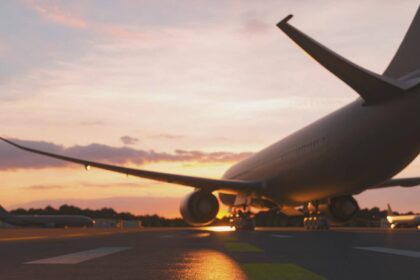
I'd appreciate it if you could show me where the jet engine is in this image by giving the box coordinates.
[319,195,359,223]
[180,190,219,226]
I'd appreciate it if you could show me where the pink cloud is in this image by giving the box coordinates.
[25,0,87,29]
[0,138,253,170]
[98,25,157,42]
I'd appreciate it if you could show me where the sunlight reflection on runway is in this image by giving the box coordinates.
[174,250,246,280]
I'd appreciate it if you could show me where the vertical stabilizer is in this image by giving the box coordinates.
[387,204,394,216]
[384,6,420,79]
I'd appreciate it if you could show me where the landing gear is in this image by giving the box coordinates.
[229,209,255,231]
[303,216,329,230]
[304,201,330,230]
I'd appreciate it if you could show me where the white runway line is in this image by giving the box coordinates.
[355,247,420,258]
[26,247,130,264]
[272,234,293,238]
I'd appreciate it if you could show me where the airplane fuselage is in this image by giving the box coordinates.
[387,214,420,227]
[222,89,420,206]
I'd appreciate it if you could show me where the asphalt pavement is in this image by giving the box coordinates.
[0,227,419,280]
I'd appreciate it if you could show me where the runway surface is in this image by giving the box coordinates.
[0,227,419,280]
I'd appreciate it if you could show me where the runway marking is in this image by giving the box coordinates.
[60,233,89,238]
[242,263,326,280]
[224,242,262,252]
[26,247,130,264]
[272,234,293,238]
[0,236,46,242]
[355,247,420,258]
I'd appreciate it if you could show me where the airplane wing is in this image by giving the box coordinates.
[374,177,420,188]
[276,15,414,105]
[0,137,262,193]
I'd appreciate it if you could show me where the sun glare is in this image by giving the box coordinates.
[202,226,236,232]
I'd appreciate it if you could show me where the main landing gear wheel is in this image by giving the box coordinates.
[303,216,329,230]
[229,210,256,231]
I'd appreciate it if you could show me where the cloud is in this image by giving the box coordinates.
[120,135,139,145]
[0,138,253,170]
[23,184,63,190]
[148,133,184,140]
[25,0,87,29]
[23,182,149,190]
[240,14,270,35]
[79,120,107,126]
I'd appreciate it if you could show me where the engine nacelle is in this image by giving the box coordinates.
[319,195,359,223]
[180,190,219,226]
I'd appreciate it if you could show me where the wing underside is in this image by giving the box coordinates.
[373,177,420,189]
[0,138,261,194]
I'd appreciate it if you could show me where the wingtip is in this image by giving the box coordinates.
[277,14,293,28]
[0,137,18,147]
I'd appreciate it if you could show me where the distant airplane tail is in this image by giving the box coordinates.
[387,204,394,216]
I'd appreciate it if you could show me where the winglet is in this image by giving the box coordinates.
[277,14,293,27]
[277,15,407,105]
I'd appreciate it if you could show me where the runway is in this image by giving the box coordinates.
[0,227,419,280]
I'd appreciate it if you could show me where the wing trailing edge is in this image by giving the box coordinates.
[277,15,411,105]
[0,137,262,194]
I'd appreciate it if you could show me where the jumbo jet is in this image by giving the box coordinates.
[386,204,420,229]
[2,7,420,230]
[0,205,94,228]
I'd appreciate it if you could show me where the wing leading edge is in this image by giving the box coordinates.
[374,177,420,188]
[0,138,262,193]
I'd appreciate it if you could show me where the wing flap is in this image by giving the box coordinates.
[277,15,407,105]
[0,137,262,193]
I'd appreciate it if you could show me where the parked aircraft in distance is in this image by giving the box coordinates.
[0,205,94,228]
[2,6,420,230]
[386,204,420,229]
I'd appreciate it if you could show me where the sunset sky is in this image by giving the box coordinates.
[1,0,419,217]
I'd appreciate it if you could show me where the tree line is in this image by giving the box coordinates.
[10,205,416,227]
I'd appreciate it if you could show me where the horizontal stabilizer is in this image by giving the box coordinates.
[277,15,408,105]
[384,6,420,79]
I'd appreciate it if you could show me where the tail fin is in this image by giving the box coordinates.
[387,204,393,216]
[277,15,410,105]
[384,6,420,80]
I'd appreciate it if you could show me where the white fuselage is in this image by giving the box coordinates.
[222,90,420,206]
[387,215,420,227]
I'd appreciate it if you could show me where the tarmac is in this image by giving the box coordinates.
[0,227,419,280]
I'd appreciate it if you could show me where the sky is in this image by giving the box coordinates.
[0,0,419,217]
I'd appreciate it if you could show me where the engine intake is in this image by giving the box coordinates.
[319,195,359,223]
[180,190,219,226]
